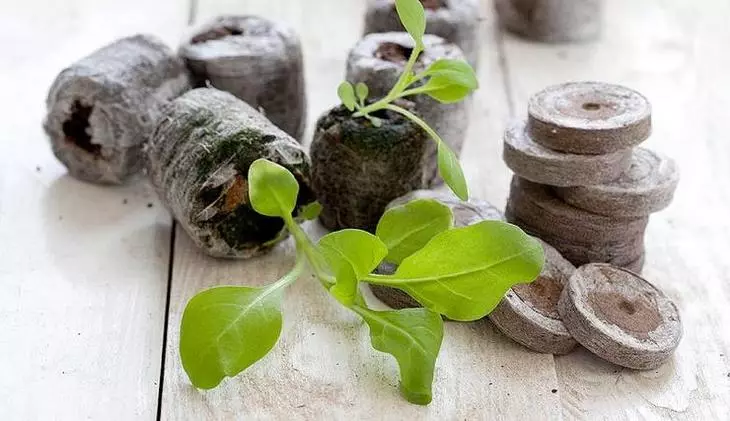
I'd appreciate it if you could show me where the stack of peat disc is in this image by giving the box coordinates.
[503,82,679,273]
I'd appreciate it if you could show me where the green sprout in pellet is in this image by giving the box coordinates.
[179,159,544,405]
[337,0,478,200]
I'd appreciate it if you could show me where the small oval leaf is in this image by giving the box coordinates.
[248,159,300,218]
[438,142,469,201]
[355,82,369,102]
[395,0,426,48]
[319,229,388,304]
[338,81,357,111]
[376,199,453,264]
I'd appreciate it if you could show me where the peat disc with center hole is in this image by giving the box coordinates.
[558,263,682,370]
[527,81,652,154]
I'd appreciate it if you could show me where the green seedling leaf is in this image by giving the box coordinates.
[372,221,545,321]
[354,305,443,405]
[395,0,426,48]
[376,199,453,264]
[416,60,478,104]
[180,285,285,389]
[248,159,299,218]
[338,81,357,111]
[356,82,369,104]
[438,142,469,201]
[319,229,388,304]
[299,201,323,221]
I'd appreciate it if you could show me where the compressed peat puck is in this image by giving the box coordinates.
[370,192,504,309]
[310,103,429,231]
[363,0,481,68]
[44,34,191,184]
[527,81,652,154]
[495,0,602,43]
[558,264,682,370]
[347,32,470,186]
[503,121,633,187]
[489,239,578,354]
[386,189,504,226]
[146,88,314,259]
[555,148,680,217]
[532,231,645,272]
[505,176,649,244]
[179,15,306,140]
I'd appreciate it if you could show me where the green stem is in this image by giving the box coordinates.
[273,250,307,290]
[383,103,444,147]
[283,215,335,288]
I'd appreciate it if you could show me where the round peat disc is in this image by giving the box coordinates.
[527,82,652,154]
[489,239,578,354]
[503,121,633,187]
[558,264,682,370]
[555,148,680,217]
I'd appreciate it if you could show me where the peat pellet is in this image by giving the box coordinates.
[558,264,682,369]
[505,177,649,244]
[495,0,602,43]
[387,189,504,226]
[179,15,306,140]
[489,239,578,355]
[503,121,633,187]
[146,88,314,259]
[363,0,481,68]
[527,81,651,154]
[370,192,504,310]
[44,34,191,184]
[555,148,679,217]
[310,103,429,231]
[347,32,470,186]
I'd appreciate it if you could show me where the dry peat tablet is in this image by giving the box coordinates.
[489,239,578,354]
[44,34,191,184]
[370,193,504,310]
[179,15,307,140]
[347,32,470,186]
[363,0,481,68]
[503,121,633,187]
[505,177,649,244]
[558,264,682,370]
[495,0,602,43]
[146,88,314,259]
[555,148,680,217]
[527,81,652,154]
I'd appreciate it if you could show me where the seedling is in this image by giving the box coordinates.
[180,159,544,405]
[337,0,478,200]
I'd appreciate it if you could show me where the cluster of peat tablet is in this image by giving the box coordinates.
[503,82,680,273]
[371,189,682,370]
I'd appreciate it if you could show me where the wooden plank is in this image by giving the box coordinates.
[0,1,189,419]
[500,0,730,419]
[160,0,562,419]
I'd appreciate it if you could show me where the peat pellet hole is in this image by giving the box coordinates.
[582,102,602,111]
[375,42,416,64]
[62,101,100,156]
[513,275,563,319]
[421,0,446,10]
[589,291,662,338]
[191,25,245,44]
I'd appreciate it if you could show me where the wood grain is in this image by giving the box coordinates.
[0,0,189,419]
[500,0,730,419]
[160,0,562,419]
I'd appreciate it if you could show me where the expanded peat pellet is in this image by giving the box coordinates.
[489,239,578,355]
[505,177,649,245]
[495,0,602,43]
[146,88,314,259]
[527,81,652,154]
[44,34,191,184]
[363,0,481,68]
[558,264,682,370]
[179,15,307,140]
[347,32,470,186]
[503,121,633,187]
[555,148,680,217]
[310,103,429,231]
[369,191,504,310]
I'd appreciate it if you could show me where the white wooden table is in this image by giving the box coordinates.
[2,0,729,419]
